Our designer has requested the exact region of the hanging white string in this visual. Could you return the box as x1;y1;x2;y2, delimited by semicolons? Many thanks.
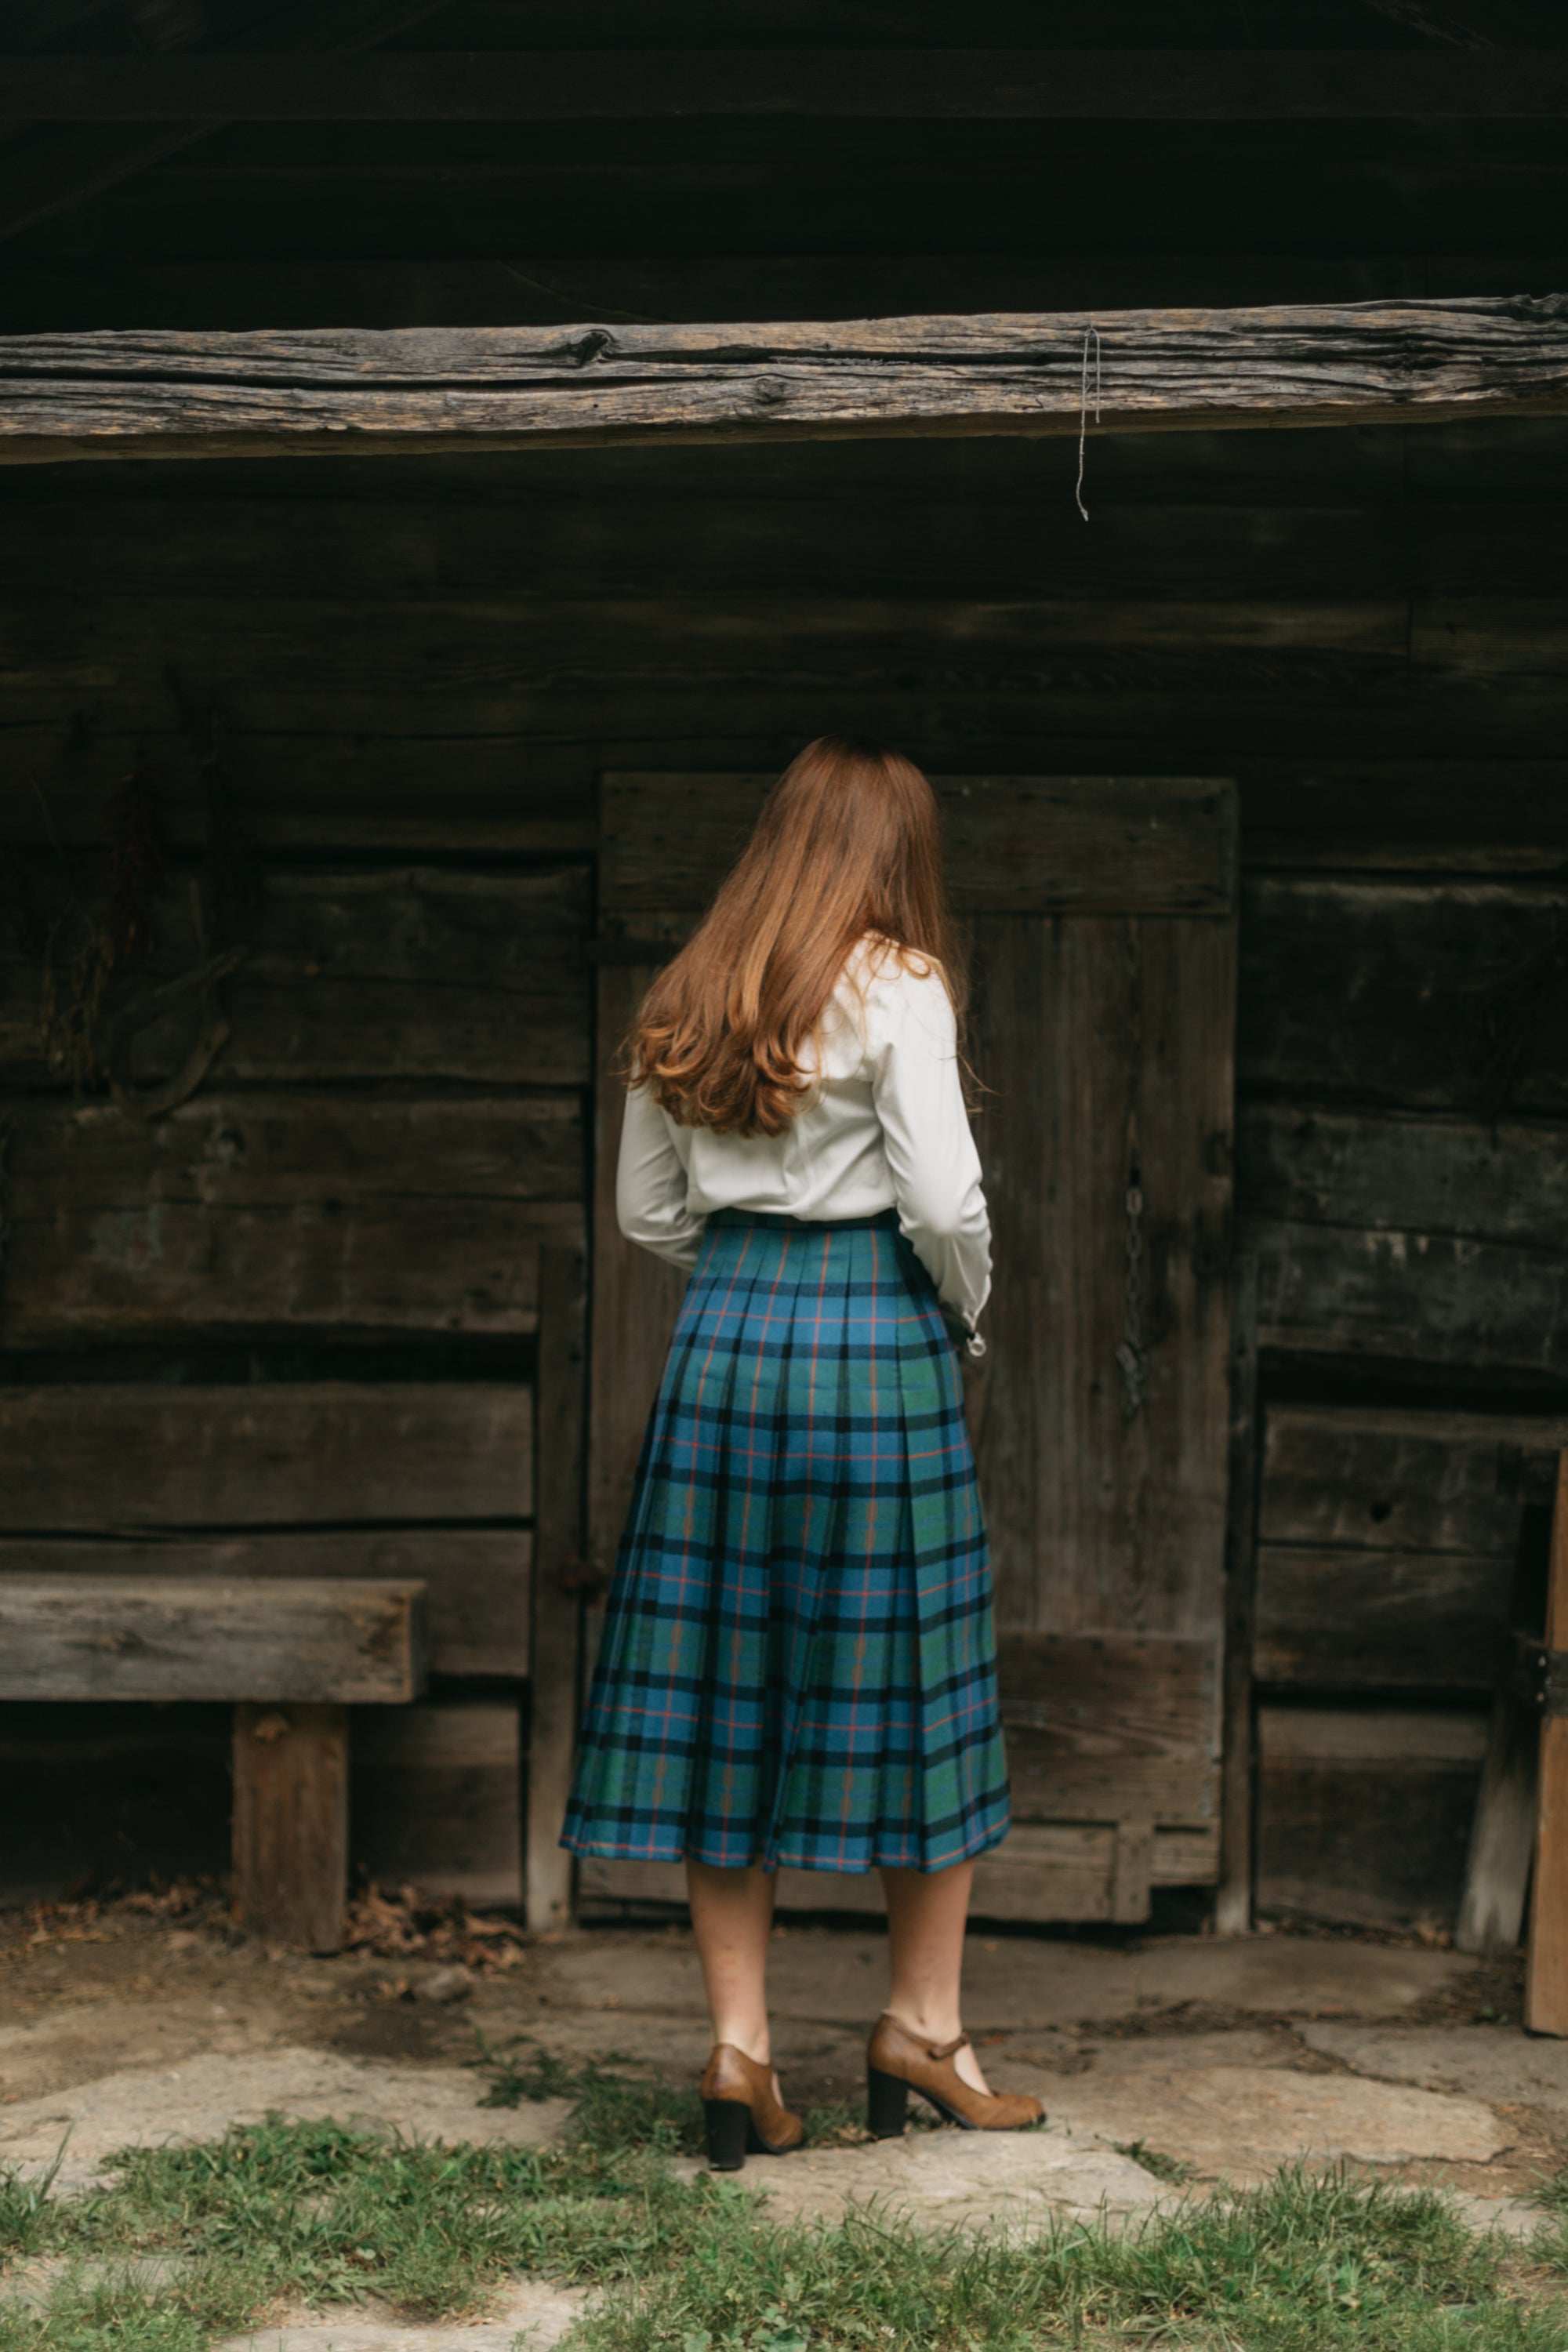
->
1075;324;1102;522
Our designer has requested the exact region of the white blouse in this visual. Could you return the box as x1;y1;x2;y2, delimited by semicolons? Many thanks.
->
615;938;992;1348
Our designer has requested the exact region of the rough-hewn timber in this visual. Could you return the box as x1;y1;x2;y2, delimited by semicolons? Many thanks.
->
1;301;1564;463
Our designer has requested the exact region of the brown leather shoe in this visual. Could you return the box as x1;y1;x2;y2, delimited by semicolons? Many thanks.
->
866;2012;1044;2136
699;2044;805;2171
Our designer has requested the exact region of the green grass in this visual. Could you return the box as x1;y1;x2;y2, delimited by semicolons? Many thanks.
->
2;2059;1566;2351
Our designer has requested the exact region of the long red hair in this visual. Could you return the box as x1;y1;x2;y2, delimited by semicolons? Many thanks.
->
630;737;965;1137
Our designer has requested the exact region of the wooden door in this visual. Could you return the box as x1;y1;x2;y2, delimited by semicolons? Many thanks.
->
582;775;1237;1924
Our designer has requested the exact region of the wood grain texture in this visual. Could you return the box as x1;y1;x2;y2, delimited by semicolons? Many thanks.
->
969;910;1236;1642
1254;1548;1515;1690
997;1632;1219;1824
579;1820;1218;1925
0;1575;428;1703
1239;880;1568;1116
1240;1103;1568;1372
1526;1453;1568;2031
9;52;1568;120
601;774;1237;915
528;1246;586;1932
0;1093;584;1340
1457;1694;1538;1955
1258;1704;1489;1928
1;300;1563;461
233;1700;350;1953
1217;1253;1260;1934
586;933;693;1586
351;1699;522;1906
0;1532;531;1679
0;1383;533;1529
1260;1404;1568;1556
0;865;592;1088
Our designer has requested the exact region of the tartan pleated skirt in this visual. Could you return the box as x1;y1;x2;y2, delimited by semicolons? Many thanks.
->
561;1207;1011;1875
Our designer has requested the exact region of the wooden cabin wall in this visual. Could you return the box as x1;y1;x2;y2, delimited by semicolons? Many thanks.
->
3;412;1566;1925
2;0;1567;1925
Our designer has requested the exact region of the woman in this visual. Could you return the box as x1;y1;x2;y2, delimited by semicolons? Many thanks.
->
562;737;1042;2169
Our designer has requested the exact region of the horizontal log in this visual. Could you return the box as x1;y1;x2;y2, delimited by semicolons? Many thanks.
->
0;1530;532;1680
1;866;591;1085
2;299;1564;462
579;1820;1219;1925
0;1094;584;1341
1260;1403;1568;1555
0;1575;429;1703
1240;1103;1568;1372
8;50;1568;120
351;1699;521;1905
1254;1547;1515;1692
0;1382;533;1530
1239;880;1568;1115
603;773;1236;915
5;722;1568;875
16;492;1568;603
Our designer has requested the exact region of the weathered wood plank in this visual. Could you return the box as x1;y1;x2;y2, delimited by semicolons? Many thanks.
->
232;1700;350;1954
0;864;591;1087
351;1699;522;1906
997;1633;1219;1824
2;299;1563;461
1242;1099;1568;1366
579;1820;1218;1924
528;1247;586;1932
586;931;693;1586
970;911;1236;1641
601;775;1236;915
1254;1548;1515;1690
20;493;1568;604
0;1383;533;1529
0;1094;584;1340
9;51;1568;120
1239;880;1568;1115
1526;1454;1568;2031
0;1575;429;1703
1258;1704;1490;1928
1217;1253;1261;1934
1261;1404;1568;1555
1457;1697;1538;1955
0;1532;531;1679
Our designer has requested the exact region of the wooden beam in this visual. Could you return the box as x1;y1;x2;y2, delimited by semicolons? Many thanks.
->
1216;1254;1260;1936
527;1246;586;1933
233;1700;350;1952
6;49;1568;119
0;1574;430;1701
1526;1452;1568;2031
1;298;1563;463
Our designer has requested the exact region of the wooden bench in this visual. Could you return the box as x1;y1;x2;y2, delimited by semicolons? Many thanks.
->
0;1574;428;1951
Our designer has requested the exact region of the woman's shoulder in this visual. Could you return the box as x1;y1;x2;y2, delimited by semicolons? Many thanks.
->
843;935;954;1040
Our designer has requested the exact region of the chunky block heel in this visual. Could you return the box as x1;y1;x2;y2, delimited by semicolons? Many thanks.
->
704;2097;753;2171
866;2064;909;2139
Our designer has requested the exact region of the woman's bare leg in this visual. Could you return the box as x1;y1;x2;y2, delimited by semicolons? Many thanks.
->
880;1860;990;2092
686;1860;777;2065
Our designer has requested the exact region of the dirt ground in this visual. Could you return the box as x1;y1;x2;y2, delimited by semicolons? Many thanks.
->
0;1887;1555;2215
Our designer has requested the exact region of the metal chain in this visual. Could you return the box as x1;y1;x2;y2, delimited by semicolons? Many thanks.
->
1114;1167;1147;1423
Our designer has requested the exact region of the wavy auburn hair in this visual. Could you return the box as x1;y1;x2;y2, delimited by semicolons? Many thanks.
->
631;737;965;1137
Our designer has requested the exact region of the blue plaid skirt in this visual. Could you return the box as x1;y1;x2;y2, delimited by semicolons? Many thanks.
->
561;1207;1010;1875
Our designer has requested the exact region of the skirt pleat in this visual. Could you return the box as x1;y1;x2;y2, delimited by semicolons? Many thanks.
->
561;1209;1010;1875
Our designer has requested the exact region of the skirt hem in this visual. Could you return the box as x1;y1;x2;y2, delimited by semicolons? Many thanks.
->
560;1822;1011;1876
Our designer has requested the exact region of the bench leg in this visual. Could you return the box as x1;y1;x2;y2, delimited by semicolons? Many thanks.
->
233;1702;349;1953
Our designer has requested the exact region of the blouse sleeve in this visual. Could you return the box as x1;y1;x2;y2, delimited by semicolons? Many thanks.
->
867;961;992;1342
615;1080;706;1270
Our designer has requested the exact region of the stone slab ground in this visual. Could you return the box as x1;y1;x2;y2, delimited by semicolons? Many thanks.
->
0;1905;1557;2350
